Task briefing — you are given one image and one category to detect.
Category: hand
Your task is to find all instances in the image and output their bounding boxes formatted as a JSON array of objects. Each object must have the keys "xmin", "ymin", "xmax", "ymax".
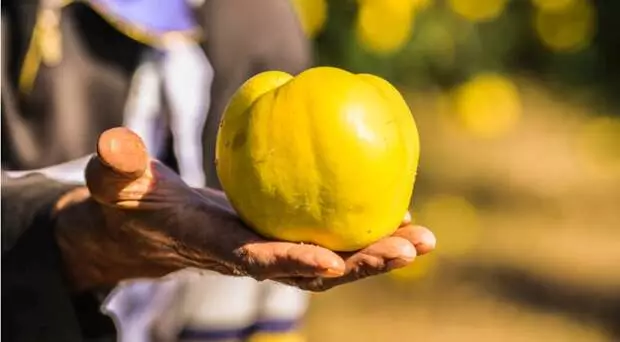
[{"xmin": 54, "ymin": 127, "xmax": 436, "ymax": 292}]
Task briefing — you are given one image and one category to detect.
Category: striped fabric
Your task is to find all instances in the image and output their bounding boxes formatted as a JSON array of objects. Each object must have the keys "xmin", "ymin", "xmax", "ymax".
[
  {"xmin": 86, "ymin": 0, "xmax": 198, "ymax": 35},
  {"xmin": 179, "ymin": 319, "xmax": 299, "ymax": 341}
]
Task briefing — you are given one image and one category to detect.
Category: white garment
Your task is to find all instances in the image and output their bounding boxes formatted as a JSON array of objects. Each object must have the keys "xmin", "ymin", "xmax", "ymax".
[
  {"xmin": 123, "ymin": 50, "xmax": 168, "ymax": 159},
  {"xmin": 4, "ymin": 154, "xmax": 92, "ymax": 184},
  {"xmin": 102, "ymin": 276, "xmax": 187, "ymax": 342},
  {"xmin": 124, "ymin": 41, "xmax": 213, "ymax": 188},
  {"xmin": 173, "ymin": 272, "xmax": 310, "ymax": 342},
  {"xmin": 103, "ymin": 271, "xmax": 310, "ymax": 342}
]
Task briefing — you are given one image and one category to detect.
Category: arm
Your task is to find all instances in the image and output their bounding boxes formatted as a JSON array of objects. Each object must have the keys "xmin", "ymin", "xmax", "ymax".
[
  {"xmin": 66, "ymin": 128, "xmax": 435, "ymax": 293},
  {"xmin": 1, "ymin": 172, "xmax": 87, "ymax": 342},
  {"xmin": 5, "ymin": 128, "xmax": 436, "ymax": 298},
  {"xmin": 1, "ymin": 171, "xmax": 81, "ymax": 254},
  {"xmin": 2, "ymin": 153, "xmax": 92, "ymax": 257}
]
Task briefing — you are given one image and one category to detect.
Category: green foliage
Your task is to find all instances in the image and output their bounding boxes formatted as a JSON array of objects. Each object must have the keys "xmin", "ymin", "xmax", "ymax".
[{"xmin": 311, "ymin": 0, "xmax": 619, "ymax": 108}]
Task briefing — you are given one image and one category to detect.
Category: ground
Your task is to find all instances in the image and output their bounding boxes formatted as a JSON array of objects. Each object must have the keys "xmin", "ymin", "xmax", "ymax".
[{"xmin": 303, "ymin": 79, "xmax": 620, "ymax": 342}]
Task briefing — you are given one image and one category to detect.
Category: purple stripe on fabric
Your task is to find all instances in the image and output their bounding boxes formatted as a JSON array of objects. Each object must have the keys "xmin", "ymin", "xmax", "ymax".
[
  {"xmin": 253, "ymin": 320, "xmax": 299, "ymax": 333},
  {"xmin": 178, "ymin": 327, "xmax": 249, "ymax": 340},
  {"xmin": 179, "ymin": 319, "xmax": 300, "ymax": 341},
  {"xmin": 87, "ymin": 0, "xmax": 197, "ymax": 34}
]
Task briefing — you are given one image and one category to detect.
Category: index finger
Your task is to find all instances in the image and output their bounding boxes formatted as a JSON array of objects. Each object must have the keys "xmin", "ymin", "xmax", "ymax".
[{"xmin": 238, "ymin": 241, "xmax": 346, "ymax": 280}]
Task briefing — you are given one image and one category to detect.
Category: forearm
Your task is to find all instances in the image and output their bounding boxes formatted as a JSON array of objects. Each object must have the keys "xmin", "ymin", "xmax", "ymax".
[
  {"xmin": 1, "ymin": 174, "xmax": 103, "ymax": 341},
  {"xmin": 1, "ymin": 172, "xmax": 81, "ymax": 254}
]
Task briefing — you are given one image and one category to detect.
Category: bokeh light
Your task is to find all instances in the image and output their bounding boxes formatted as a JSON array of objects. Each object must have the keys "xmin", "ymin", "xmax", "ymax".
[
  {"xmin": 411, "ymin": 0, "xmax": 433, "ymax": 11},
  {"xmin": 451, "ymin": 73, "xmax": 522, "ymax": 139},
  {"xmin": 531, "ymin": 0, "xmax": 575, "ymax": 13},
  {"xmin": 447, "ymin": 0, "xmax": 509, "ymax": 22},
  {"xmin": 356, "ymin": 0, "xmax": 420, "ymax": 12},
  {"xmin": 290, "ymin": 0, "xmax": 328, "ymax": 39},
  {"xmin": 534, "ymin": 0, "xmax": 595, "ymax": 52},
  {"xmin": 388, "ymin": 252, "xmax": 437, "ymax": 282},
  {"xmin": 416, "ymin": 19, "xmax": 457, "ymax": 70},
  {"xmin": 415, "ymin": 195, "xmax": 481, "ymax": 257},
  {"xmin": 355, "ymin": 0, "xmax": 415, "ymax": 55},
  {"xmin": 576, "ymin": 115, "xmax": 620, "ymax": 174}
]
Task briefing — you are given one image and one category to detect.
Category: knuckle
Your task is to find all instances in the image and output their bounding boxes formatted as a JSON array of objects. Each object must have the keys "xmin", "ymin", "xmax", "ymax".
[
  {"xmin": 232, "ymin": 246, "xmax": 261, "ymax": 276},
  {"xmin": 233, "ymin": 245, "xmax": 251, "ymax": 263},
  {"xmin": 351, "ymin": 257, "xmax": 389, "ymax": 280},
  {"xmin": 355, "ymin": 254, "xmax": 388, "ymax": 273},
  {"xmin": 232, "ymin": 246, "xmax": 281, "ymax": 281},
  {"xmin": 301, "ymin": 278, "xmax": 330, "ymax": 292}
]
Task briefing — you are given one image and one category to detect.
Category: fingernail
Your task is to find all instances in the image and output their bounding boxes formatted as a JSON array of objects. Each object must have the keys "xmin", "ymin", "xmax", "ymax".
[
  {"xmin": 314, "ymin": 254, "xmax": 345, "ymax": 277},
  {"xmin": 415, "ymin": 231, "xmax": 437, "ymax": 255},
  {"xmin": 387, "ymin": 257, "xmax": 413, "ymax": 270},
  {"xmin": 401, "ymin": 242, "xmax": 416, "ymax": 260},
  {"xmin": 320, "ymin": 268, "xmax": 344, "ymax": 278},
  {"xmin": 97, "ymin": 127, "xmax": 148, "ymax": 178}
]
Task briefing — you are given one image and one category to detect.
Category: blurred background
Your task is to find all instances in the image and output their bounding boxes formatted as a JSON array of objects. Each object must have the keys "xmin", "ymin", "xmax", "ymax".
[
  {"xmin": 291, "ymin": 0, "xmax": 620, "ymax": 341},
  {"xmin": 3, "ymin": 0, "xmax": 620, "ymax": 341}
]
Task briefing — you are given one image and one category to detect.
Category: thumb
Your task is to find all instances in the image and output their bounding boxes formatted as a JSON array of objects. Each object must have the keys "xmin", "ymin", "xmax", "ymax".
[{"xmin": 85, "ymin": 127, "xmax": 151, "ymax": 207}]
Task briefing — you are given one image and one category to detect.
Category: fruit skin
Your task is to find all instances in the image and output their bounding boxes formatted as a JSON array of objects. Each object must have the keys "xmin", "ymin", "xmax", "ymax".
[{"xmin": 216, "ymin": 66, "xmax": 420, "ymax": 252}]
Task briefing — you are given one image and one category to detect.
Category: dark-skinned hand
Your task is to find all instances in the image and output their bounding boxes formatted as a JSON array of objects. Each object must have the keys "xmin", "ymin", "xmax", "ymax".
[{"xmin": 54, "ymin": 127, "xmax": 436, "ymax": 292}]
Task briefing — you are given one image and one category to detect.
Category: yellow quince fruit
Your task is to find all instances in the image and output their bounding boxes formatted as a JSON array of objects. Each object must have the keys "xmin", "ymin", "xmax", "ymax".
[{"xmin": 216, "ymin": 67, "xmax": 420, "ymax": 251}]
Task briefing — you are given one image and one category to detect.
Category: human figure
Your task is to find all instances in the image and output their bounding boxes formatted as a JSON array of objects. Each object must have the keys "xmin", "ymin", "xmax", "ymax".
[
  {"xmin": 2, "ymin": 127, "xmax": 437, "ymax": 342},
  {"xmin": 86, "ymin": 0, "xmax": 213, "ymax": 187}
]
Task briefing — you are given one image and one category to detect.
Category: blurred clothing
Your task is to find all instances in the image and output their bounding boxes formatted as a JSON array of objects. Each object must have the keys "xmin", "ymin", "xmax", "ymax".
[
  {"xmin": 197, "ymin": 0, "xmax": 313, "ymax": 190},
  {"xmin": 123, "ymin": 50, "xmax": 168, "ymax": 160},
  {"xmin": 104, "ymin": 271, "xmax": 309, "ymax": 342},
  {"xmin": 5, "ymin": 156, "xmax": 310, "ymax": 342},
  {"xmin": 102, "ymin": 276, "xmax": 185, "ymax": 342},
  {"xmin": 170, "ymin": 271, "xmax": 309, "ymax": 342},
  {"xmin": 5, "ymin": 154, "xmax": 91, "ymax": 184},
  {"xmin": 3, "ymin": 1, "xmax": 314, "ymax": 340},
  {"xmin": 1, "ymin": 171, "xmax": 117, "ymax": 342},
  {"xmin": 2, "ymin": 2, "xmax": 142, "ymax": 170},
  {"xmin": 85, "ymin": 0, "xmax": 212, "ymax": 187},
  {"xmin": 86, "ymin": 0, "xmax": 199, "ymax": 42},
  {"xmin": 124, "ymin": 40, "xmax": 213, "ymax": 188}
]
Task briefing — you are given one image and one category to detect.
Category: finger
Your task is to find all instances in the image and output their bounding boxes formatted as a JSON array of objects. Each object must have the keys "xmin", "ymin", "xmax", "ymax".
[
  {"xmin": 339, "ymin": 235, "xmax": 416, "ymax": 279},
  {"xmin": 391, "ymin": 225, "xmax": 436, "ymax": 256},
  {"xmin": 97, "ymin": 127, "xmax": 149, "ymax": 178},
  {"xmin": 239, "ymin": 242, "xmax": 346, "ymax": 279},
  {"xmin": 283, "ymin": 235, "xmax": 417, "ymax": 292},
  {"xmin": 85, "ymin": 127, "xmax": 151, "ymax": 206}
]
